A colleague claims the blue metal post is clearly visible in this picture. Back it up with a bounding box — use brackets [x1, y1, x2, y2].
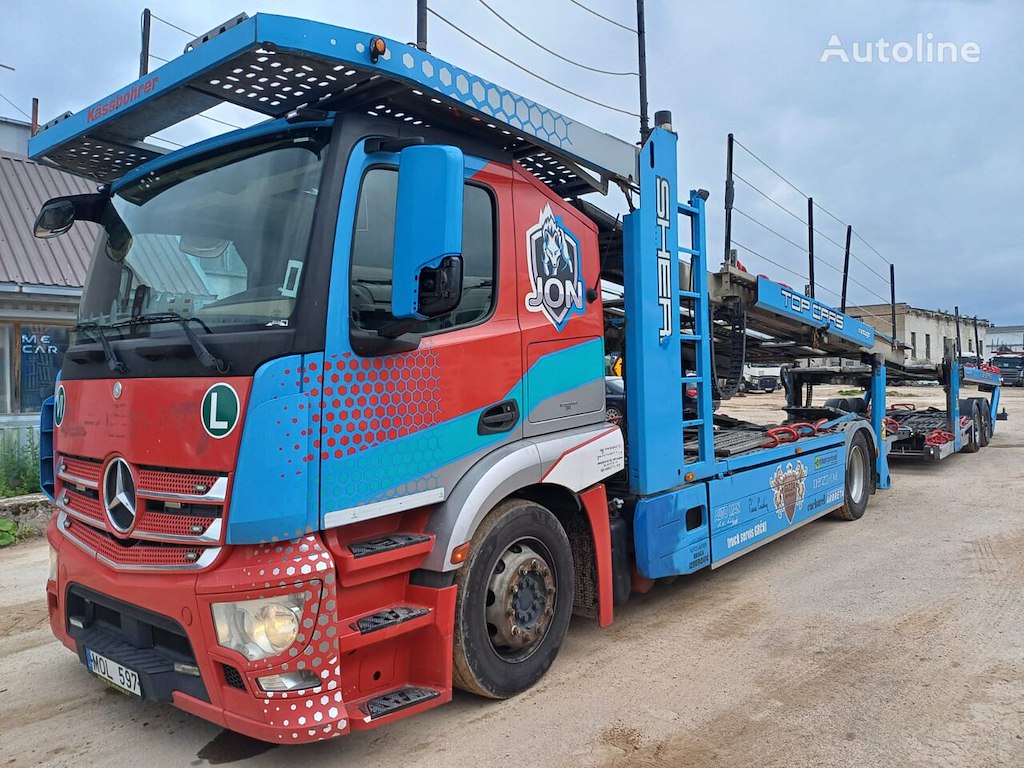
[623, 127, 684, 495]
[949, 357, 962, 451]
[870, 360, 890, 489]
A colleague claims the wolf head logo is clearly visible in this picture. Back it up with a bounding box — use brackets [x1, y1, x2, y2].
[525, 205, 584, 330]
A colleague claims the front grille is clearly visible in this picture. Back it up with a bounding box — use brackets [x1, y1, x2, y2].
[66, 584, 208, 703]
[55, 453, 228, 568]
[222, 664, 246, 691]
[62, 515, 217, 570]
[136, 466, 223, 497]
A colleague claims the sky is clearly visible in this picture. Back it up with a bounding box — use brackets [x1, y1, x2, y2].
[0, 0, 1021, 324]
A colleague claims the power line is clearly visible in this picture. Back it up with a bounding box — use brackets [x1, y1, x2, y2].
[149, 53, 170, 63]
[473, 0, 638, 76]
[150, 135, 185, 148]
[733, 137, 808, 199]
[427, 7, 640, 117]
[150, 13, 196, 39]
[567, 0, 638, 34]
[733, 208, 806, 255]
[197, 113, 243, 130]
[734, 172, 807, 226]
[0, 89, 30, 120]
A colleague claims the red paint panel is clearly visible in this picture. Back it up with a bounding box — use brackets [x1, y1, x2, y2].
[55, 377, 251, 471]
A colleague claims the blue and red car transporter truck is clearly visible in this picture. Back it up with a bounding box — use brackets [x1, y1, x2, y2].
[28, 12, 997, 745]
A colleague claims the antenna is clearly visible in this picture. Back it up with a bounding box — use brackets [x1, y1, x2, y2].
[636, 0, 649, 142]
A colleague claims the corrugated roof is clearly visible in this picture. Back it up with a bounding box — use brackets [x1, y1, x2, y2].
[0, 149, 97, 288]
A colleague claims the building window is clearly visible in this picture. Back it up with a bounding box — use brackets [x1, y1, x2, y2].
[18, 325, 69, 413]
[0, 322, 71, 415]
[968, 338, 974, 353]
[910, 331, 917, 359]
[925, 333, 931, 360]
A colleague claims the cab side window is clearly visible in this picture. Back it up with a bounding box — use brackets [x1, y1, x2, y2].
[350, 167, 496, 334]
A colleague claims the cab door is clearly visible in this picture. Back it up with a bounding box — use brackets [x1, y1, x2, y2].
[511, 165, 606, 438]
[319, 143, 522, 525]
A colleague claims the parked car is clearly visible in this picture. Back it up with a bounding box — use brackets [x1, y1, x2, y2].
[605, 375, 697, 428]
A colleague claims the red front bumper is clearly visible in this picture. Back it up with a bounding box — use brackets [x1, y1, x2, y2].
[46, 519, 349, 744]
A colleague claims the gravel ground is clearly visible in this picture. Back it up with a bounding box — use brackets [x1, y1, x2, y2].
[1, 385, 1021, 767]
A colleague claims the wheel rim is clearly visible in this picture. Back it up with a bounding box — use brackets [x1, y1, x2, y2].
[484, 538, 557, 663]
[607, 407, 623, 425]
[849, 444, 867, 503]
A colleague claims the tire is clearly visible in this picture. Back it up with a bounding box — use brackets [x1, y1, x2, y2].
[452, 498, 574, 699]
[832, 430, 872, 520]
[970, 397, 992, 447]
[962, 402, 981, 453]
[824, 397, 845, 411]
[606, 406, 624, 426]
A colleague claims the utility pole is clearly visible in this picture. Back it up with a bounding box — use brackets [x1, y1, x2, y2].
[636, 0, 650, 142]
[140, 9, 152, 77]
[416, 0, 428, 51]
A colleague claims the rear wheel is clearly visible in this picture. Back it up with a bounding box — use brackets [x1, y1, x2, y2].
[962, 402, 981, 453]
[833, 430, 872, 520]
[970, 397, 992, 447]
[452, 499, 574, 699]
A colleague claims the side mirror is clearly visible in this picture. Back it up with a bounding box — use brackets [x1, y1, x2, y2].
[34, 199, 76, 238]
[391, 145, 464, 320]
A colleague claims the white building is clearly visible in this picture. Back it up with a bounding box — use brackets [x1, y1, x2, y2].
[987, 325, 1024, 354]
[847, 303, 988, 362]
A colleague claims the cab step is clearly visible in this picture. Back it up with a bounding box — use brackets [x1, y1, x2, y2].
[360, 686, 440, 721]
[349, 533, 430, 558]
[352, 605, 430, 634]
[335, 532, 435, 587]
[338, 603, 434, 651]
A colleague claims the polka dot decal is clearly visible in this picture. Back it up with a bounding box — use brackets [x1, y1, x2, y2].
[234, 535, 347, 741]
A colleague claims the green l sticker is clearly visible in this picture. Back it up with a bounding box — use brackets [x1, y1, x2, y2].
[201, 383, 239, 439]
[54, 385, 66, 428]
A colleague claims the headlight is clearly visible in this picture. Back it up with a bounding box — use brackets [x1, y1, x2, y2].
[211, 593, 305, 661]
[47, 545, 58, 583]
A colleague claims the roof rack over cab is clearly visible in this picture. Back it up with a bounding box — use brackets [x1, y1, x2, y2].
[28, 13, 639, 198]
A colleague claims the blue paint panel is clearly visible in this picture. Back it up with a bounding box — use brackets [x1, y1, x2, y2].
[39, 395, 55, 501]
[755, 277, 875, 347]
[870, 364, 891, 489]
[963, 365, 1001, 387]
[526, 337, 603, 412]
[708, 446, 847, 564]
[633, 484, 710, 578]
[622, 128, 684, 496]
[228, 354, 321, 544]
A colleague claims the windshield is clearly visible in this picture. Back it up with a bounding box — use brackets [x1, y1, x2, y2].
[77, 129, 328, 335]
[992, 356, 1024, 370]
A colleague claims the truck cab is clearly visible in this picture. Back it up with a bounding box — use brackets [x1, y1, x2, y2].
[990, 353, 1024, 387]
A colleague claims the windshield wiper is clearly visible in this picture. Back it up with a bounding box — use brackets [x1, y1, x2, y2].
[116, 312, 229, 374]
[75, 321, 127, 374]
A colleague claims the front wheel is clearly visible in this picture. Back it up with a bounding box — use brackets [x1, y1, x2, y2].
[452, 499, 574, 698]
[832, 430, 872, 520]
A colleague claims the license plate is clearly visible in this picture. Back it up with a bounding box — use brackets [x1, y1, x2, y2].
[86, 648, 142, 697]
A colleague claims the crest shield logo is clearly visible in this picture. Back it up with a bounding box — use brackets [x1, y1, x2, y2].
[525, 205, 585, 330]
[770, 460, 808, 524]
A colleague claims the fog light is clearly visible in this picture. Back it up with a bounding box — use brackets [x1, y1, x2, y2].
[257, 669, 321, 692]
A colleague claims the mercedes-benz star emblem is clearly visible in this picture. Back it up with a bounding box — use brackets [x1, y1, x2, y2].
[103, 458, 137, 533]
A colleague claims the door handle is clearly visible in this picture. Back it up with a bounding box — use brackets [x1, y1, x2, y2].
[477, 400, 520, 435]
